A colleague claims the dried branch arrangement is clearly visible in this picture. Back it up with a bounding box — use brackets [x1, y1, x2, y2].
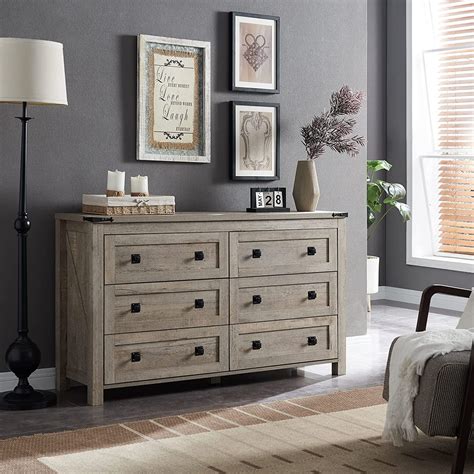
[301, 86, 365, 160]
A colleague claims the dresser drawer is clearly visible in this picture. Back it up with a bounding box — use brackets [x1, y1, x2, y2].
[230, 317, 337, 370]
[104, 232, 228, 284]
[230, 229, 337, 277]
[105, 327, 228, 384]
[105, 280, 229, 334]
[230, 273, 337, 324]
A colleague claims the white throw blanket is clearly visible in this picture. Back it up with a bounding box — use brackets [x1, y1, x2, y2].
[383, 328, 474, 446]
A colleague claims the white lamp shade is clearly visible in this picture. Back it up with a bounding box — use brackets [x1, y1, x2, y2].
[0, 38, 67, 105]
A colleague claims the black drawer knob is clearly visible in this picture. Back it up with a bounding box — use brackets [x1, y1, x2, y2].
[131, 352, 141, 362]
[195, 346, 204, 356]
[131, 303, 141, 313]
[308, 291, 317, 300]
[252, 295, 262, 305]
[195, 251, 204, 261]
[307, 336, 318, 346]
[194, 298, 205, 309]
[307, 246, 317, 256]
[131, 254, 141, 264]
[252, 340, 262, 350]
[252, 249, 262, 259]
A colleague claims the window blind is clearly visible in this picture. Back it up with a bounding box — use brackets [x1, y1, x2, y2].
[436, 0, 474, 150]
[438, 159, 474, 255]
[435, 0, 474, 257]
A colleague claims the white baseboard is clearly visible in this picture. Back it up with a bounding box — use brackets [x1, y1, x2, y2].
[0, 367, 56, 392]
[372, 286, 467, 313]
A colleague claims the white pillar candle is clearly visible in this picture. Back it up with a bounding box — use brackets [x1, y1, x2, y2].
[107, 170, 125, 196]
[131, 175, 149, 196]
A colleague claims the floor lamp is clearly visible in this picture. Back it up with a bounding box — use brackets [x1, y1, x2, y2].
[0, 38, 68, 410]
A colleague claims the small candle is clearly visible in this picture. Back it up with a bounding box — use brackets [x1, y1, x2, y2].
[107, 170, 125, 197]
[131, 175, 149, 196]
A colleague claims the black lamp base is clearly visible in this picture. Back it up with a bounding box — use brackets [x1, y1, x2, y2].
[0, 389, 56, 411]
[1, 103, 57, 412]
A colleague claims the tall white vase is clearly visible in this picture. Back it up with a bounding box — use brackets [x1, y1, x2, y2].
[367, 256, 380, 294]
[367, 256, 379, 315]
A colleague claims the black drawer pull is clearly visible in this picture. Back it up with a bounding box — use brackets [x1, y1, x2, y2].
[194, 298, 205, 309]
[252, 295, 262, 305]
[307, 246, 317, 256]
[131, 254, 141, 264]
[194, 251, 204, 261]
[307, 336, 318, 346]
[131, 303, 141, 313]
[252, 249, 262, 259]
[308, 291, 317, 300]
[131, 352, 141, 362]
[252, 340, 262, 350]
[195, 346, 204, 356]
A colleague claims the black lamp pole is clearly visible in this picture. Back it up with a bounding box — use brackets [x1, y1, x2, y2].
[0, 102, 56, 410]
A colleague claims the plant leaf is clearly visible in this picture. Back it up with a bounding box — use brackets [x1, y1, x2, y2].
[394, 202, 411, 222]
[367, 183, 382, 213]
[378, 181, 406, 201]
[367, 160, 392, 172]
[367, 209, 376, 228]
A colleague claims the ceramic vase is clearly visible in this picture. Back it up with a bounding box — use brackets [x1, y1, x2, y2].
[292, 160, 320, 212]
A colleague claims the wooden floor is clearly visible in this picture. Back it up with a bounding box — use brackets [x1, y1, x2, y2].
[0, 302, 460, 439]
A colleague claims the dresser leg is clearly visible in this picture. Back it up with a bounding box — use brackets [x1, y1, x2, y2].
[56, 375, 70, 393]
[55, 220, 69, 395]
[87, 386, 104, 406]
[332, 361, 346, 376]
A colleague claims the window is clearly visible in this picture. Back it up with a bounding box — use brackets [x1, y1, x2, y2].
[408, 0, 474, 272]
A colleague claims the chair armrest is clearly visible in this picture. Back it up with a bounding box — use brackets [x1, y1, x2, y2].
[460, 341, 474, 428]
[454, 340, 474, 460]
[383, 337, 400, 401]
[416, 285, 471, 332]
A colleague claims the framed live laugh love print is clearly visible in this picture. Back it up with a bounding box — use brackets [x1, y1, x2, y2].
[137, 35, 211, 163]
[231, 101, 280, 181]
[231, 12, 280, 93]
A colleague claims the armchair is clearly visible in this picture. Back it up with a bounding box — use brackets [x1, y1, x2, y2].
[383, 285, 473, 474]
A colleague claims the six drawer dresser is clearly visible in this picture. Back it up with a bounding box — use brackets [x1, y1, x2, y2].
[55, 212, 347, 405]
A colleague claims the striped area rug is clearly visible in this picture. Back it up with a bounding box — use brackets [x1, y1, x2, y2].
[0, 386, 472, 473]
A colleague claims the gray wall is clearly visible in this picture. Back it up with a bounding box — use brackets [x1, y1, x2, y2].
[386, 0, 472, 290]
[367, 0, 387, 285]
[0, 0, 368, 372]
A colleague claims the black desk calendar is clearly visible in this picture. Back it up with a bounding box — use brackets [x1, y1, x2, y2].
[247, 187, 290, 212]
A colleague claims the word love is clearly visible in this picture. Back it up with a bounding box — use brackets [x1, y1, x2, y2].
[156, 65, 192, 128]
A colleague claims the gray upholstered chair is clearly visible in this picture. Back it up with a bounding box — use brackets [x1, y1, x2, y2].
[383, 285, 473, 474]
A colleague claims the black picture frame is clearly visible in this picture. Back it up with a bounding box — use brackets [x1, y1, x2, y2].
[231, 101, 280, 181]
[231, 12, 280, 94]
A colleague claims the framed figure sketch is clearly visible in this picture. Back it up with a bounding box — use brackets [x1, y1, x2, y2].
[231, 12, 280, 93]
[231, 101, 280, 181]
[137, 34, 211, 163]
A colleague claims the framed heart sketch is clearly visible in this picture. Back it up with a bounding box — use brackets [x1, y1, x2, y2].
[137, 34, 211, 163]
[231, 12, 280, 93]
[231, 101, 280, 181]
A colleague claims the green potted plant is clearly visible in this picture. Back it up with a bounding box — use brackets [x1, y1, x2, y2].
[296, 85, 365, 211]
[367, 160, 411, 307]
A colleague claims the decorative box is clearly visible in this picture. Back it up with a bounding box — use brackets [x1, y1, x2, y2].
[82, 195, 175, 216]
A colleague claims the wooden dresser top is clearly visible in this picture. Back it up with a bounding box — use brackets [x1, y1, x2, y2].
[55, 211, 348, 224]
